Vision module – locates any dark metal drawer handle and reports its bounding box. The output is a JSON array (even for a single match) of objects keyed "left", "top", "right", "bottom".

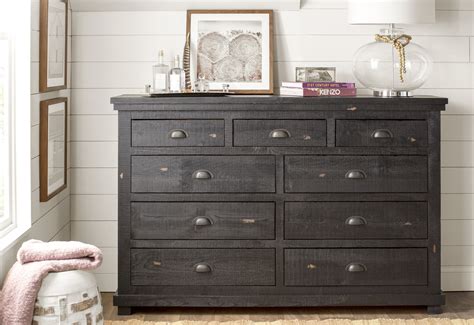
[
  {"left": 192, "top": 170, "right": 213, "bottom": 180},
  {"left": 194, "top": 263, "right": 212, "bottom": 273},
  {"left": 345, "top": 170, "right": 367, "bottom": 179},
  {"left": 345, "top": 216, "right": 367, "bottom": 226},
  {"left": 269, "top": 129, "right": 291, "bottom": 138},
  {"left": 194, "top": 217, "right": 212, "bottom": 226},
  {"left": 169, "top": 129, "right": 188, "bottom": 139},
  {"left": 371, "top": 129, "right": 393, "bottom": 139},
  {"left": 346, "top": 263, "right": 367, "bottom": 273}
]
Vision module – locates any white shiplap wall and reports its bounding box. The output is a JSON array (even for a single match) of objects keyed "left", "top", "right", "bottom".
[
  {"left": 0, "top": 0, "right": 72, "bottom": 282},
  {"left": 70, "top": 0, "right": 474, "bottom": 292}
]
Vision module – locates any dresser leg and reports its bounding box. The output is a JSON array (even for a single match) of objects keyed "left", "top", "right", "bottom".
[
  {"left": 117, "top": 307, "right": 133, "bottom": 315},
  {"left": 427, "top": 306, "right": 443, "bottom": 314}
]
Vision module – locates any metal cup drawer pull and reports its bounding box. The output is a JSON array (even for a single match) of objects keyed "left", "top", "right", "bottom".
[
  {"left": 169, "top": 129, "right": 188, "bottom": 139},
  {"left": 345, "top": 216, "right": 367, "bottom": 226},
  {"left": 345, "top": 263, "right": 367, "bottom": 273},
  {"left": 194, "top": 263, "right": 212, "bottom": 273},
  {"left": 192, "top": 170, "right": 213, "bottom": 180},
  {"left": 269, "top": 129, "right": 291, "bottom": 139},
  {"left": 345, "top": 170, "right": 367, "bottom": 179},
  {"left": 371, "top": 129, "right": 393, "bottom": 139},
  {"left": 194, "top": 217, "right": 213, "bottom": 226}
]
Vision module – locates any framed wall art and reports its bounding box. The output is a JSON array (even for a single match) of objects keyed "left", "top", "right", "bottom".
[
  {"left": 40, "top": 0, "right": 68, "bottom": 92},
  {"left": 186, "top": 10, "right": 274, "bottom": 94},
  {"left": 40, "top": 98, "right": 67, "bottom": 202}
]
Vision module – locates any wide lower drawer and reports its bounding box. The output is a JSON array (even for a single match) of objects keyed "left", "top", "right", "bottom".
[
  {"left": 285, "top": 248, "right": 427, "bottom": 286},
  {"left": 234, "top": 119, "right": 326, "bottom": 147},
  {"left": 131, "top": 156, "right": 276, "bottom": 193},
  {"left": 285, "top": 156, "right": 427, "bottom": 193},
  {"left": 131, "top": 249, "right": 275, "bottom": 286},
  {"left": 131, "top": 119, "right": 224, "bottom": 147},
  {"left": 131, "top": 202, "right": 275, "bottom": 239},
  {"left": 285, "top": 202, "right": 428, "bottom": 239},
  {"left": 336, "top": 120, "right": 427, "bottom": 147}
]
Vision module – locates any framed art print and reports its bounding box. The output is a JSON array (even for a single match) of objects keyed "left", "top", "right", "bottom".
[
  {"left": 40, "top": 0, "right": 68, "bottom": 92},
  {"left": 40, "top": 98, "right": 67, "bottom": 202},
  {"left": 187, "top": 10, "right": 274, "bottom": 94}
]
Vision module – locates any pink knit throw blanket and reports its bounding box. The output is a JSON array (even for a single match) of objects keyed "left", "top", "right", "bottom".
[{"left": 0, "top": 239, "right": 103, "bottom": 325}]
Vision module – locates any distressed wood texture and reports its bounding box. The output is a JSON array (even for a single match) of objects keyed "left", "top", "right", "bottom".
[
  {"left": 336, "top": 120, "right": 428, "bottom": 147},
  {"left": 284, "top": 248, "right": 428, "bottom": 286},
  {"left": 284, "top": 202, "right": 428, "bottom": 240},
  {"left": 131, "top": 202, "right": 275, "bottom": 240},
  {"left": 131, "top": 249, "right": 275, "bottom": 286},
  {"left": 131, "top": 119, "right": 225, "bottom": 147},
  {"left": 285, "top": 156, "right": 428, "bottom": 193},
  {"left": 112, "top": 95, "right": 446, "bottom": 314}
]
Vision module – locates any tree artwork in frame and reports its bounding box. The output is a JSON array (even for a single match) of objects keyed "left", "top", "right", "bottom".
[
  {"left": 186, "top": 10, "right": 274, "bottom": 94},
  {"left": 40, "top": 98, "right": 67, "bottom": 202},
  {"left": 40, "top": 0, "right": 68, "bottom": 92}
]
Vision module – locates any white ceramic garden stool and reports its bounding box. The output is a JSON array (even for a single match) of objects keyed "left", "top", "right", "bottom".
[{"left": 33, "top": 270, "right": 103, "bottom": 325}]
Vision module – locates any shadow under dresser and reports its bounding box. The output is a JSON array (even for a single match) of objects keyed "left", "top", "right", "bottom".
[{"left": 111, "top": 95, "right": 447, "bottom": 315}]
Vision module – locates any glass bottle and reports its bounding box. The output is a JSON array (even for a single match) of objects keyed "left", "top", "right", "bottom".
[
  {"left": 152, "top": 50, "right": 169, "bottom": 93},
  {"left": 193, "top": 73, "right": 210, "bottom": 93},
  {"left": 169, "top": 55, "right": 185, "bottom": 93}
]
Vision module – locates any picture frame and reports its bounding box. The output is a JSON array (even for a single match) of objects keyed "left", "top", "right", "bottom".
[
  {"left": 40, "top": 0, "right": 68, "bottom": 92},
  {"left": 186, "top": 10, "right": 274, "bottom": 94},
  {"left": 40, "top": 98, "right": 67, "bottom": 202},
  {"left": 296, "top": 67, "right": 336, "bottom": 82}
]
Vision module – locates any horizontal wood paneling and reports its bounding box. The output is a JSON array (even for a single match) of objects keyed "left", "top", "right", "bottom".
[
  {"left": 71, "top": 221, "right": 118, "bottom": 247},
  {"left": 441, "top": 142, "right": 474, "bottom": 167},
  {"left": 302, "top": 0, "right": 474, "bottom": 11},
  {"left": 442, "top": 116, "right": 474, "bottom": 141},
  {"left": 71, "top": 168, "right": 118, "bottom": 195},
  {"left": 71, "top": 88, "right": 133, "bottom": 115},
  {"left": 71, "top": 195, "right": 117, "bottom": 221},
  {"left": 70, "top": 115, "right": 118, "bottom": 141},
  {"left": 71, "top": 142, "right": 117, "bottom": 167},
  {"left": 442, "top": 273, "right": 474, "bottom": 291},
  {"left": 442, "top": 220, "right": 474, "bottom": 246},
  {"left": 442, "top": 246, "right": 474, "bottom": 266},
  {"left": 442, "top": 194, "right": 474, "bottom": 220},
  {"left": 72, "top": 35, "right": 469, "bottom": 63},
  {"left": 441, "top": 168, "right": 474, "bottom": 194},
  {"left": 95, "top": 273, "right": 118, "bottom": 292},
  {"left": 72, "top": 62, "right": 474, "bottom": 89}
]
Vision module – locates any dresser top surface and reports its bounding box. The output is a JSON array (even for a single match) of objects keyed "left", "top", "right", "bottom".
[{"left": 111, "top": 94, "right": 448, "bottom": 111}]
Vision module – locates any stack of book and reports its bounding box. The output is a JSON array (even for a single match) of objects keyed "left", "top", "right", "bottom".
[{"left": 280, "top": 82, "right": 356, "bottom": 97}]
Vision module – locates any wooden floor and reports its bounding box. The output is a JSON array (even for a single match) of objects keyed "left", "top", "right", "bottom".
[{"left": 102, "top": 292, "right": 474, "bottom": 322}]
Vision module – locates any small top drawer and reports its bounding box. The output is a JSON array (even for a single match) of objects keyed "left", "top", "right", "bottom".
[
  {"left": 336, "top": 120, "right": 427, "bottom": 147},
  {"left": 234, "top": 120, "right": 326, "bottom": 147},
  {"left": 132, "top": 120, "right": 224, "bottom": 147}
]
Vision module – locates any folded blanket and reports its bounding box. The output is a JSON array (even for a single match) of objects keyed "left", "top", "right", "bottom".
[{"left": 0, "top": 239, "right": 103, "bottom": 325}]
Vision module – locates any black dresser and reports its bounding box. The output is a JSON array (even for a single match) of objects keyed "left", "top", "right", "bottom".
[{"left": 111, "top": 95, "right": 447, "bottom": 315}]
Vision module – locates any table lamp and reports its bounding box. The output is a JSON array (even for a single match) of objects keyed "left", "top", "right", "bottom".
[{"left": 348, "top": 0, "right": 436, "bottom": 97}]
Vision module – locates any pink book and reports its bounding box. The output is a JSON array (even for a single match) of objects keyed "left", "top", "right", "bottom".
[
  {"left": 282, "top": 81, "right": 355, "bottom": 89},
  {"left": 280, "top": 87, "right": 357, "bottom": 97}
]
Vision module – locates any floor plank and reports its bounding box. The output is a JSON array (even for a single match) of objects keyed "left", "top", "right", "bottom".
[{"left": 102, "top": 292, "right": 474, "bottom": 321}]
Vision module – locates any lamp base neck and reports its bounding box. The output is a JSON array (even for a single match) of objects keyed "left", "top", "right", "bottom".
[{"left": 373, "top": 90, "right": 413, "bottom": 97}]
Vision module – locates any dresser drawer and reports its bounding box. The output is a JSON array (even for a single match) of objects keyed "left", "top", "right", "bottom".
[
  {"left": 131, "top": 249, "right": 275, "bottom": 286},
  {"left": 285, "top": 156, "right": 427, "bottom": 193},
  {"left": 336, "top": 120, "right": 427, "bottom": 147},
  {"left": 131, "top": 202, "right": 275, "bottom": 239},
  {"left": 234, "top": 120, "right": 326, "bottom": 147},
  {"left": 132, "top": 156, "right": 276, "bottom": 193},
  {"left": 285, "top": 202, "right": 427, "bottom": 239},
  {"left": 285, "top": 248, "right": 427, "bottom": 286},
  {"left": 131, "top": 120, "right": 224, "bottom": 147}
]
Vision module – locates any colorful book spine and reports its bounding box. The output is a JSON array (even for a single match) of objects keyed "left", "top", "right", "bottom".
[
  {"left": 304, "top": 88, "right": 356, "bottom": 96},
  {"left": 282, "top": 82, "right": 356, "bottom": 89}
]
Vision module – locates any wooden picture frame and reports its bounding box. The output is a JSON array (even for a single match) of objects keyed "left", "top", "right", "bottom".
[
  {"left": 40, "top": 98, "right": 68, "bottom": 202},
  {"left": 40, "top": 0, "right": 68, "bottom": 92},
  {"left": 186, "top": 10, "right": 274, "bottom": 94}
]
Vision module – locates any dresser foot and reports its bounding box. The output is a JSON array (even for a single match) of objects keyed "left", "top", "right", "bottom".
[
  {"left": 427, "top": 306, "right": 443, "bottom": 314},
  {"left": 117, "top": 307, "right": 133, "bottom": 315}
]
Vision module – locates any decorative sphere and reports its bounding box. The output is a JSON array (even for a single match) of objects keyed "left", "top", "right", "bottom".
[{"left": 353, "top": 39, "right": 432, "bottom": 93}]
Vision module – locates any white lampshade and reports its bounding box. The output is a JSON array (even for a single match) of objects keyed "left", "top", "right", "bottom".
[{"left": 348, "top": 0, "right": 436, "bottom": 25}]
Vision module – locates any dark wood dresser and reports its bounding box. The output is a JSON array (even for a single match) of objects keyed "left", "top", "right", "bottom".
[{"left": 111, "top": 95, "right": 447, "bottom": 315}]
